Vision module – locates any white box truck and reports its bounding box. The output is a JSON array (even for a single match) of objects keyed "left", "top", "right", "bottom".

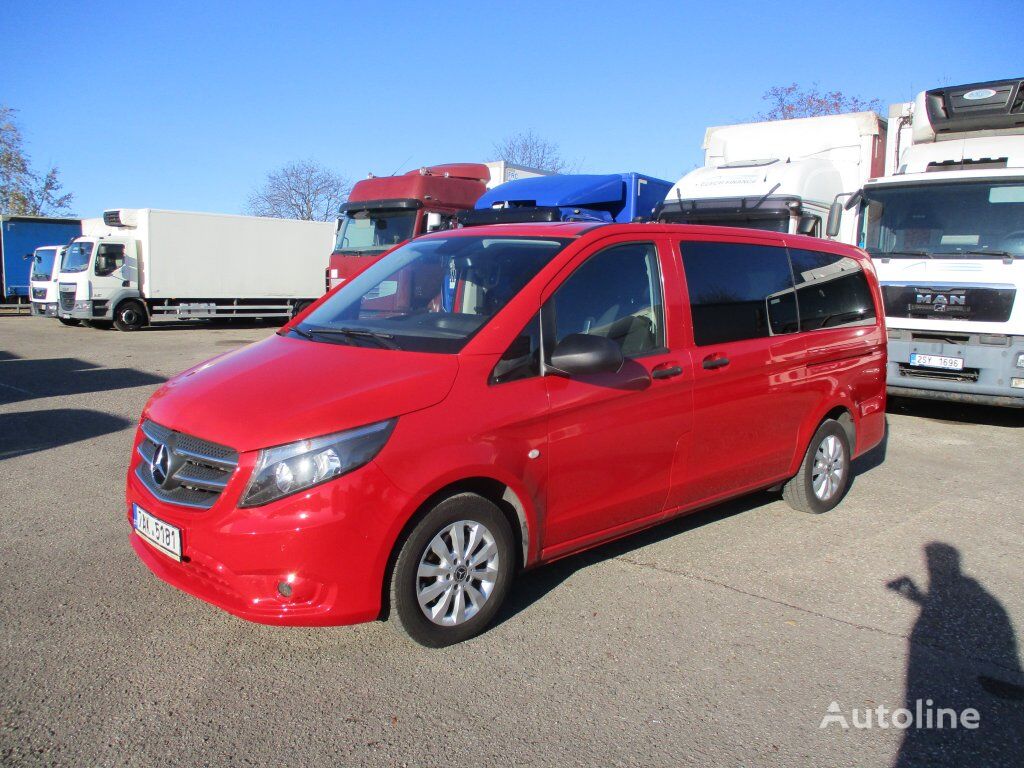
[
  {"left": 658, "top": 112, "right": 887, "bottom": 242},
  {"left": 828, "top": 78, "right": 1024, "bottom": 407},
  {"left": 56, "top": 209, "right": 335, "bottom": 330}
]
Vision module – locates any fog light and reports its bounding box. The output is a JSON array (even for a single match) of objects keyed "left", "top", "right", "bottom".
[
  {"left": 277, "top": 581, "right": 293, "bottom": 597},
  {"left": 1016, "top": 353, "right": 1024, "bottom": 368},
  {"left": 1012, "top": 378, "right": 1024, "bottom": 389}
]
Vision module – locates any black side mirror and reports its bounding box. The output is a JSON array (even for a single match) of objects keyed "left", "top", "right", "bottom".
[
  {"left": 826, "top": 202, "right": 843, "bottom": 238},
  {"left": 548, "top": 333, "right": 624, "bottom": 377}
]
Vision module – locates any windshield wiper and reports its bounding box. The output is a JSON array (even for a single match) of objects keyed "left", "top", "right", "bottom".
[
  {"left": 958, "top": 249, "right": 1015, "bottom": 261},
  {"left": 872, "top": 249, "right": 933, "bottom": 259},
  {"left": 305, "top": 326, "right": 401, "bottom": 350}
]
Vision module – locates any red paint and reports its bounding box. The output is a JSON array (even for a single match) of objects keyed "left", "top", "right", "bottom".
[{"left": 127, "top": 223, "right": 887, "bottom": 626}]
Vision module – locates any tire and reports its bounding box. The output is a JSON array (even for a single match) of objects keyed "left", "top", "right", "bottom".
[
  {"left": 782, "top": 419, "right": 851, "bottom": 514},
  {"left": 57, "top": 317, "right": 80, "bottom": 327},
  {"left": 113, "top": 300, "right": 146, "bottom": 332},
  {"left": 389, "top": 493, "right": 515, "bottom": 647},
  {"left": 292, "top": 300, "right": 313, "bottom": 318}
]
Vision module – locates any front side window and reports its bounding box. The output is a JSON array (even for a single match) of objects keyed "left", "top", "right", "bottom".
[
  {"left": 95, "top": 243, "right": 125, "bottom": 276},
  {"left": 31, "top": 248, "right": 58, "bottom": 281},
  {"left": 491, "top": 313, "right": 541, "bottom": 384},
  {"left": 61, "top": 242, "right": 94, "bottom": 273},
  {"left": 789, "top": 249, "right": 876, "bottom": 331},
  {"left": 334, "top": 210, "right": 418, "bottom": 254},
  {"left": 300, "top": 235, "right": 569, "bottom": 353},
  {"left": 681, "top": 242, "right": 797, "bottom": 345},
  {"left": 547, "top": 242, "right": 664, "bottom": 358}
]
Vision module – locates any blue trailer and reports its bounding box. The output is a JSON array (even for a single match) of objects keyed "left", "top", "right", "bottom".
[
  {"left": 460, "top": 172, "right": 674, "bottom": 226},
  {"left": 1, "top": 216, "right": 82, "bottom": 302}
]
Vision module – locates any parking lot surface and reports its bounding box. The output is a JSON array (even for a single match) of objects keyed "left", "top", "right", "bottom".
[{"left": 2, "top": 317, "right": 1022, "bottom": 767}]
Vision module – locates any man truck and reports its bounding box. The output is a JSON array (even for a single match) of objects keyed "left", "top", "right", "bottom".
[
  {"left": 326, "top": 161, "right": 548, "bottom": 290},
  {"left": 56, "top": 209, "right": 335, "bottom": 331},
  {"left": 1, "top": 216, "right": 82, "bottom": 307},
  {"left": 657, "top": 112, "right": 887, "bottom": 242},
  {"left": 829, "top": 77, "right": 1024, "bottom": 407}
]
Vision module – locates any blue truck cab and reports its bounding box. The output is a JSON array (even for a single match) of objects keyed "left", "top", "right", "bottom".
[
  {"left": 459, "top": 172, "right": 673, "bottom": 226},
  {"left": 1, "top": 216, "right": 81, "bottom": 304}
]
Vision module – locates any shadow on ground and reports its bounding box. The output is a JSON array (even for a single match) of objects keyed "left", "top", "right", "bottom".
[
  {"left": 888, "top": 396, "right": 1024, "bottom": 428},
  {"left": 0, "top": 357, "right": 165, "bottom": 405},
  {"left": 0, "top": 408, "right": 133, "bottom": 460}
]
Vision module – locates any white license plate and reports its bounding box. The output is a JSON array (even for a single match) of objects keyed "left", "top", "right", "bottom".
[
  {"left": 909, "top": 353, "right": 964, "bottom": 371},
  {"left": 133, "top": 504, "right": 182, "bottom": 561}
]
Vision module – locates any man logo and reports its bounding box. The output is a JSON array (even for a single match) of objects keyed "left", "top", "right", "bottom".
[
  {"left": 916, "top": 292, "right": 966, "bottom": 308},
  {"left": 151, "top": 443, "right": 171, "bottom": 487}
]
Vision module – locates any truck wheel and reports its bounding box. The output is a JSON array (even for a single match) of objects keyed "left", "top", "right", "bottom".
[
  {"left": 782, "top": 419, "right": 851, "bottom": 514},
  {"left": 292, "top": 300, "right": 313, "bottom": 318},
  {"left": 57, "top": 317, "right": 81, "bottom": 327},
  {"left": 113, "top": 300, "right": 146, "bottom": 332},
  {"left": 389, "top": 493, "right": 515, "bottom": 647}
]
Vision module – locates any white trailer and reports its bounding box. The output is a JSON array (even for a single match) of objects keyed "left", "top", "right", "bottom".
[
  {"left": 829, "top": 78, "right": 1024, "bottom": 407},
  {"left": 56, "top": 209, "right": 335, "bottom": 330},
  {"left": 659, "top": 112, "right": 887, "bottom": 241},
  {"left": 483, "top": 161, "right": 551, "bottom": 189}
]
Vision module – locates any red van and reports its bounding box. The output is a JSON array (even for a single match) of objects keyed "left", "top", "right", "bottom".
[{"left": 126, "top": 223, "right": 886, "bottom": 646}]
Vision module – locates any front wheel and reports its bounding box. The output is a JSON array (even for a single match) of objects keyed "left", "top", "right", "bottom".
[
  {"left": 113, "top": 300, "right": 146, "bottom": 332},
  {"left": 389, "top": 493, "right": 515, "bottom": 647},
  {"left": 782, "top": 419, "right": 851, "bottom": 514}
]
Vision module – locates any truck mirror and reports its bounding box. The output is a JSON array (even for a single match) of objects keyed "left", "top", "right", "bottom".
[
  {"left": 425, "top": 212, "right": 443, "bottom": 232},
  {"left": 826, "top": 202, "right": 843, "bottom": 238}
]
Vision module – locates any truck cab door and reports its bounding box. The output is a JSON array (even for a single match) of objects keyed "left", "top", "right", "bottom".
[{"left": 91, "top": 241, "right": 131, "bottom": 299}]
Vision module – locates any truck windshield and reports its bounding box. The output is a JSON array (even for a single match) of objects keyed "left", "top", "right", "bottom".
[
  {"left": 30, "top": 248, "right": 59, "bottom": 281},
  {"left": 334, "top": 210, "right": 418, "bottom": 254},
  {"left": 860, "top": 181, "right": 1024, "bottom": 258},
  {"left": 298, "top": 235, "right": 570, "bottom": 353},
  {"left": 62, "top": 242, "right": 94, "bottom": 273}
]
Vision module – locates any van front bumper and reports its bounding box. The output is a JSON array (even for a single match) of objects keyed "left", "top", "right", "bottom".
[
  {"left": 59, "top": 300, "right": 111, "bottom": 321},
  {"left": 125, "top": 430, "right": 410, "bottom": 626},
  {"left": 886, "top": 332, "right": 1024, "bottom": 407}
]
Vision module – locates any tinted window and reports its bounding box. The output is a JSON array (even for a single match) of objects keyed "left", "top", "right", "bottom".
[
  {"left": 789, "top": 249, "right": 876, "bottom": 331},
  {"left": 491, "top": 313, "right": 541, "bottom": 384},
  {"left": 549, "top": 242, "right": 664, "bottom": 357},
  {"left": 681, "top": 242, "right": 797, "bottom": 345}
]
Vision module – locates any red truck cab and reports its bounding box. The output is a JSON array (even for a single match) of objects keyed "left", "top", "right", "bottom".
[{"left": 326, "top": 163, "right": 490, "bottom": 290}]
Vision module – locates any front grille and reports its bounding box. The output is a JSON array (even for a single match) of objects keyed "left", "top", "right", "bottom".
[
  {"left": 135, "top": 420, "right": 238, "bottom": 509},
  {"left": 59, "top": 284, "right": 76, "bottom": 311},
  {"left": 898, "top": 363, "right": 981, "bottom": 383},
  {"left": 882, "top": 284, "right": 1015, "bottom": 323},
  {"left": 32, "top": 287, "right": 46, "bottom": 300}
]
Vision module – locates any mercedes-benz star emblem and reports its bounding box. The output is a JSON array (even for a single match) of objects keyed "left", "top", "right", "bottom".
[{"left": 151, "top": 443, "right": 171, "bottom": 487}]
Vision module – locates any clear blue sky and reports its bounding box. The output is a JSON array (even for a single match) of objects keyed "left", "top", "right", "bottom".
[{"left": 3, "top": 0, "right": 1021, "bottom": 218}]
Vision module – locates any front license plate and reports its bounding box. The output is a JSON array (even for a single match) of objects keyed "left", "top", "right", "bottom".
[
  {"left": 909, "top": 353, "right": 964, "bottom": 371},
  {"left": 133, "top": 504, "right": 182, "bottom": 561}
]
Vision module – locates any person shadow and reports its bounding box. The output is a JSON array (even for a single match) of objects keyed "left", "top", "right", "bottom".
[{"left": 888, "top": 542, "right": 1024, "bottom": 767}]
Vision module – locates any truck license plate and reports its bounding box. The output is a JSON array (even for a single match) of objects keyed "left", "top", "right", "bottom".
[
  {"left": 909, "top": 353, "right": 964, "bottom": 371},
  {"left": 133, "top": 504, "right": 182, "bottom": 561}
]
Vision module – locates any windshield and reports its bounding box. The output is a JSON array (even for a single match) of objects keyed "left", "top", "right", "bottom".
[
  {"left": 299, "top": 235, "right": 570, "bottom": 353},
  {"left": 334, "top": 210, "right": 418, "bottom": 254},
  {"left": 62, "top": 241, "right": 94, "bottom": 273},
  {"left": 859, "top": 181, "right": 1024, "bottom": 258},
  {"left": 30, "top": 248, "right": 59, "bottom": 281}
]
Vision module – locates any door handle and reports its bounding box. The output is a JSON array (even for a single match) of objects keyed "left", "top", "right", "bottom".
[
  {"left": 651, "top": 364, "right": 683, "bottom": 380},
  {"left": 702, "top": 354, "right": 730, "bottom": 370}
]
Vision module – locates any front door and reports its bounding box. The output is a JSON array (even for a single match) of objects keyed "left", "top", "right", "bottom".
[{"left": 541, "top": 237, "right": 693, "bottom": 557}]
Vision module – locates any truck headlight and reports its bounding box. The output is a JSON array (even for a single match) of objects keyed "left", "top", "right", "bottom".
[
  {"left": 240, "top": 419, "right": 396, "bottom": 507},
  {"left": 1017, "top": 353, "right": 1024, "bottom": 368}
]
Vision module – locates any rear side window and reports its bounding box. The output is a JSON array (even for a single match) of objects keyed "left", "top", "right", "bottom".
[
  {"left": 789, "top": 249, "right": 876, "bottom": 331},
  {"left": 549, "top": 242, "right": 664, "bottom": 357},
  {"left": 680, "top": 242, "right": 797, "bottom": 345}
]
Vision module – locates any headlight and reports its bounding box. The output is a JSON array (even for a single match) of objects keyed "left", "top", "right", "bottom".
[{"left": 240, "top": 419, "right": 396, "bottom": 507}]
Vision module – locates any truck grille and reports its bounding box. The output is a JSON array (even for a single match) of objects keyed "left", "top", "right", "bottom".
[
  {"left": 135, "top": 420, "right": 238, "bottom": 509},
  {"left": 882, "top": 284, "right": 1015, "bottom": 323},
  {"left": 59, "top": 284, "right": 77, "bottom": 311}
]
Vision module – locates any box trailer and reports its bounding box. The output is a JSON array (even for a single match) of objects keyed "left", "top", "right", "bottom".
[
  {"left": 1, "top": 216, "right": 82, "bottom": 303},
  {"left": 56, "top": 209, "right": 335, "bottom": 330}
]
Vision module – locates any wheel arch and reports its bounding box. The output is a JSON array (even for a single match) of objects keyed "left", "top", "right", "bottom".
[{"left": 790, "top": 399, "right": 857, "bottom": 476}]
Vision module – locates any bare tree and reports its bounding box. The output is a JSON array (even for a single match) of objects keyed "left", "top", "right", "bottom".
[
  {"left": 758, "top": 83, "right": 882, "bottom": 121},
  {"left": 492, "top": 130, "right": 572, "bottom": 173},
  {"left": 1, "top": 105, "right": 74, "bottom": 216},
  {"left": 246, "top": 160, "right": 352, "bottom": 221}
]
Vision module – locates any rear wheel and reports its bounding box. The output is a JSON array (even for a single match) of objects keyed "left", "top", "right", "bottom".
[
  {"left": 291, "top": 300, "right": 313, "bottom": 318},
  {"left": 782, "top": 419, "right": 851, "bottom": 514},
  {"left": 113, "top": 300, "right": 146, "bottom": 332},
  {"left": 389, "top": 493, "right": 515, "bottom": 647},
  {"left": 57, "top": 317, "right": 80, "bottom": 327}
]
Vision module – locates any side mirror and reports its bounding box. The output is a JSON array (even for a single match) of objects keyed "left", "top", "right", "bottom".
[
  {"left": 826, "top": 202, "right": 843, "bottom": 238},
  {"left": 548, "top": 334, "right": 624, "bottom": 377},
  {"left": 425, "top": 212, "right": 443, "bottom": 232}
]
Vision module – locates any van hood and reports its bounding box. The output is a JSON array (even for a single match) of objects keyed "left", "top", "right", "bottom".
[{"left": 145, "top": 333, "right": 459, "bottom": 452}]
